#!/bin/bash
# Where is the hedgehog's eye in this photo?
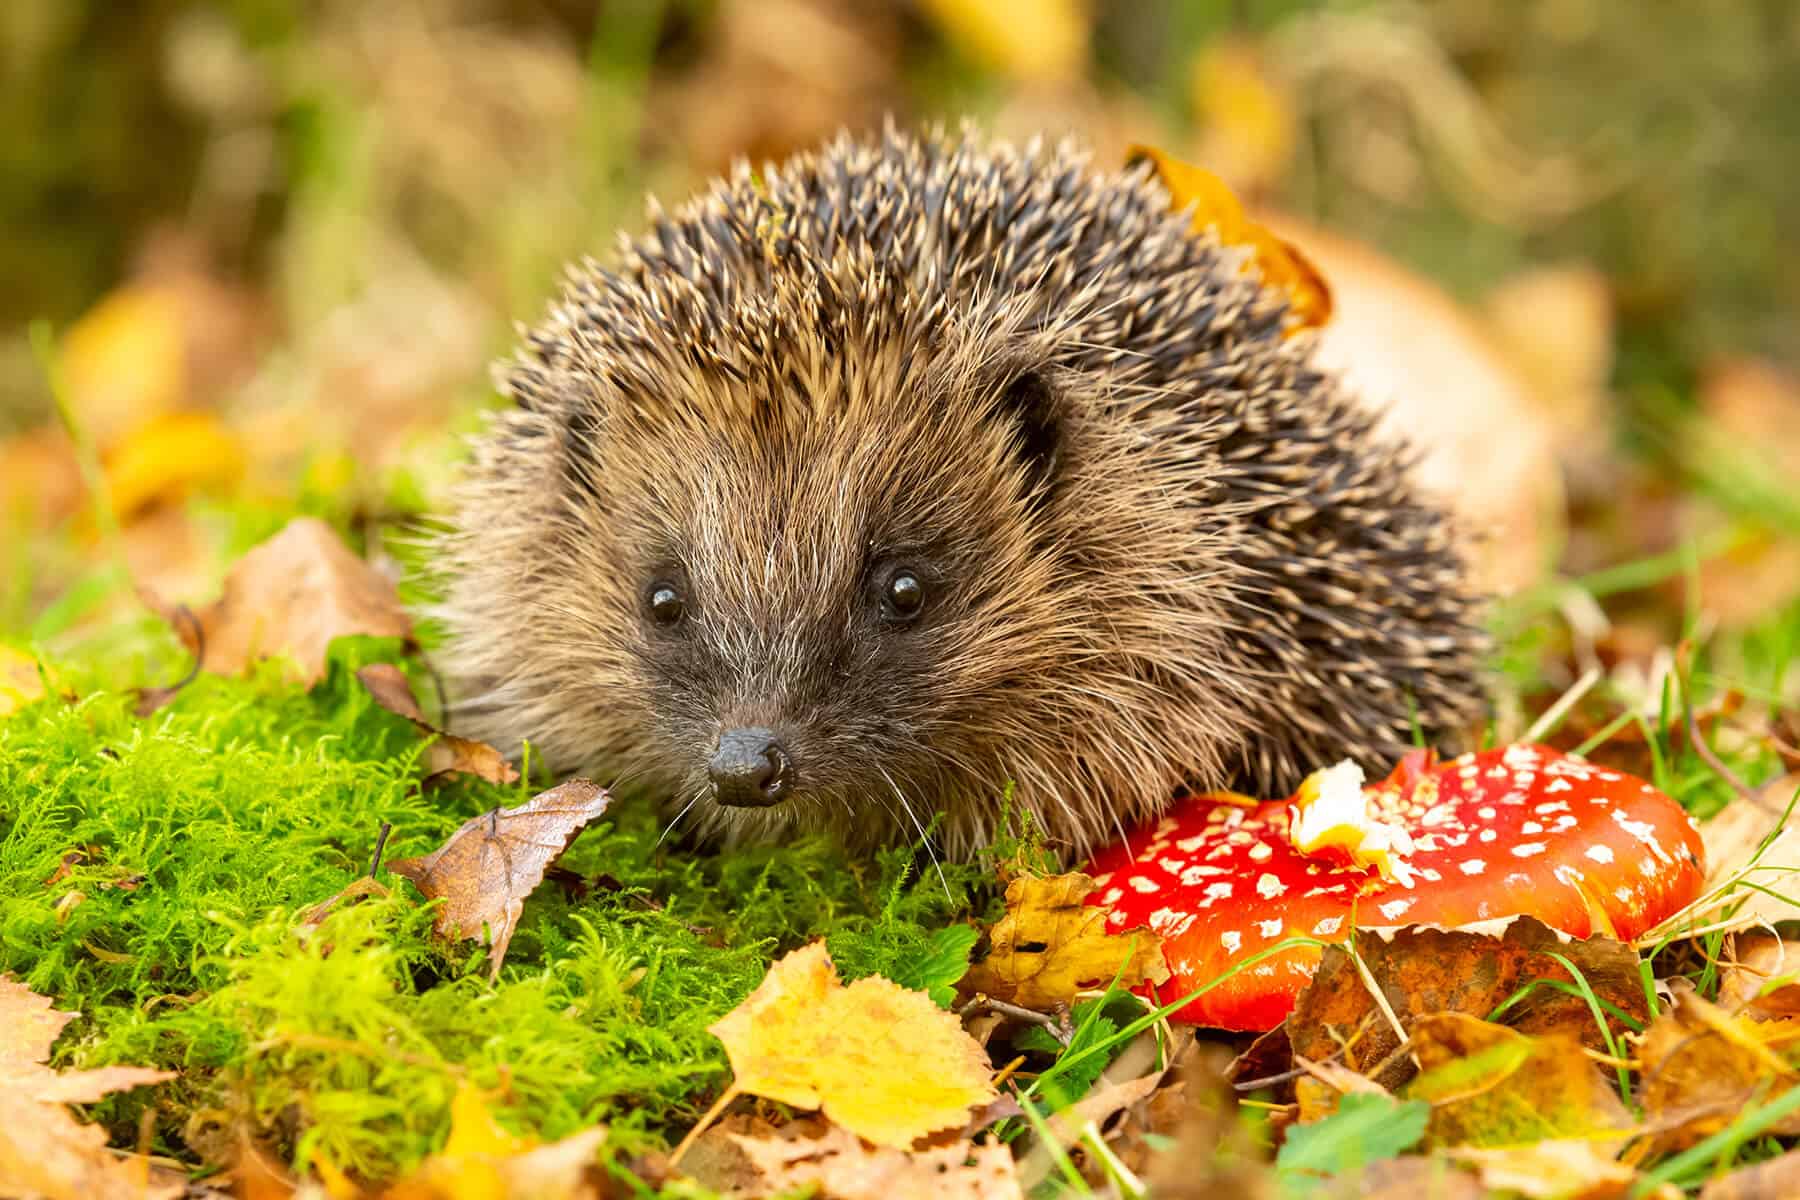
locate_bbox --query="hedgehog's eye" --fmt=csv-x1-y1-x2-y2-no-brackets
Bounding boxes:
881,568,925,622
646,582,687,627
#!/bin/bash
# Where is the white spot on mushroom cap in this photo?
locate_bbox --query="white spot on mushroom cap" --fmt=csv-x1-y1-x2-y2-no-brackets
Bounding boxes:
1477,806,1497,820
1512,842,1547,858
1204,881,1234,901
1258,918,1283,938
1521,821,1544,835
1535,800,1572,815
1615,886,1634,904
1129,876,1160,894
1248,842,1274,863
1585,845,1614,864
1256,873,1286,899
1546,778,1574,794
1420,868,1442,882
1378,898,1414,921
1108,910,1126,927
1149,907,1196,938
1479,829,1498,843
1158,857,1185,875
1103,887,1124,904
1313,916,1344,935
1180,864,1226,886
1461,859,1487,876
1222,930,1242,953
1176,834,1207,852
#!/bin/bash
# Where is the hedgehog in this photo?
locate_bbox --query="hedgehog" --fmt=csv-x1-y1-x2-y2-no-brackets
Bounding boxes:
432,125,1489,860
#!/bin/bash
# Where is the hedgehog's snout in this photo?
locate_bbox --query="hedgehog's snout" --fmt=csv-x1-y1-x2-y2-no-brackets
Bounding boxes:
708,726,796,808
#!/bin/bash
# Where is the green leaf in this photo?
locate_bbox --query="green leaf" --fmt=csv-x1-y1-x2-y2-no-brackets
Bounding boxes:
888,923,979,1007
1276,1093,1429,1191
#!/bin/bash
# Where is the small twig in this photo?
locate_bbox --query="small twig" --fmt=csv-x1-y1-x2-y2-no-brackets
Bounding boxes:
667,1082,741,1169
368,822,393,877
1688,691,1764,810
958,996,1065,1037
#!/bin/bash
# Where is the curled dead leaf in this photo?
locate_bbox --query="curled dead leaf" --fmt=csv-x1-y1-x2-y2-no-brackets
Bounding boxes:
357,664,518,785
704,942,997,1150
388,780,610,982
138,516,413,700
381,1083,608,1200
960,873,1167,1012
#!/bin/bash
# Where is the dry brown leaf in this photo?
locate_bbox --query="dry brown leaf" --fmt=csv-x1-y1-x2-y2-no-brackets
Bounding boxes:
1483,264,1615,449
1450,1140,1638,1199
1269,216,1563,594
1406,1012,1631,1151
1649,773,1800,941
706,942,997,1149
1719,935,1800,1016
688,1115,1020,1200
0,427,84,529
1635,980,1800,1152
140,516,413,696
1698,1147,1800,1200
357,664,519,785
960,873,1167,1011
388,780,610,982
1133,145,1331,330
0,976,180,1200
1287,919,1646,1089
58,285,187,454
381,1083,607,1200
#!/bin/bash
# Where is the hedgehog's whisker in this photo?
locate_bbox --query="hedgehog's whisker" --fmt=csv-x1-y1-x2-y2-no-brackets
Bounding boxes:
657,784,707,848
881,764,949,898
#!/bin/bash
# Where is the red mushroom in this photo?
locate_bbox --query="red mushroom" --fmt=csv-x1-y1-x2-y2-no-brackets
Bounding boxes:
1084,744,1706,1031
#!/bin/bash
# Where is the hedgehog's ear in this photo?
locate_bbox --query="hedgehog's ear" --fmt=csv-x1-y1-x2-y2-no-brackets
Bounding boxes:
994,368,1062,511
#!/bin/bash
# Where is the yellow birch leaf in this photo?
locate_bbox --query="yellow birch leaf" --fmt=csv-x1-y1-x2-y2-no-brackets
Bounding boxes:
960,873,1167,1011
709,942,997,1148
917,0,1087,83
383,1084,608,1200
102,409,244,519
1129,143,1332,331
59,285,186,453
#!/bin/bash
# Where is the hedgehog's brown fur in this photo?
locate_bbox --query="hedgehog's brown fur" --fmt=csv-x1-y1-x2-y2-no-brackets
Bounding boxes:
433,125,1488,859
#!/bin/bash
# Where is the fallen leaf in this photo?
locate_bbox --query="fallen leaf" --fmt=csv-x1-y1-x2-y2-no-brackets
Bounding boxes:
1635,980,1800,1152
382,1083,608,1200
0,976,179,1200
1132,145,1331,330
706,942,997,1149
1286,919,1646,1089
1482,264,1615,450
1698,1146,1800,1200
1450,1139,1637,1199
358,664,519,785
1719,935,1800,1016
388,780,610,981
102,408,244,519
1405,1012,1631,1151
0,427,84,529
1262,214,1563,594
916,0,1086,83
0,646,46,717
140,516,414,693
1650,773,1800,941
960,873,1167,1011
687,1115,1020,1200
304,876,391,927
58,285,187,454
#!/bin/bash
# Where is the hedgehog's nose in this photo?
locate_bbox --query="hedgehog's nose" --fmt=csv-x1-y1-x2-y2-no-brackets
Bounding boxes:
709,727,794,808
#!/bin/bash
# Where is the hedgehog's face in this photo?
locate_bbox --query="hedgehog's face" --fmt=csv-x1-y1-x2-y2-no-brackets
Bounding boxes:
571,358,1078,847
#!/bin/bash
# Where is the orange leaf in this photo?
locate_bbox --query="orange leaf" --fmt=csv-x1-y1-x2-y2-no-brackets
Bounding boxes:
1128,143,1332,331
708,942,997,1148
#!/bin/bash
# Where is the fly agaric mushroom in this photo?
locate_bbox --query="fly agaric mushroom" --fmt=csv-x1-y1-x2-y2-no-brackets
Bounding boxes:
1085,744,1705,1031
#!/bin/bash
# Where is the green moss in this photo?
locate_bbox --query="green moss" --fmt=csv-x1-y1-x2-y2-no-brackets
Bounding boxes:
0,634,989,1179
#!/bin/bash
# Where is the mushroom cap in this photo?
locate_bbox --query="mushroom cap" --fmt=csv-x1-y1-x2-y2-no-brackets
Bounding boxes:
1084,744,1706,1031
